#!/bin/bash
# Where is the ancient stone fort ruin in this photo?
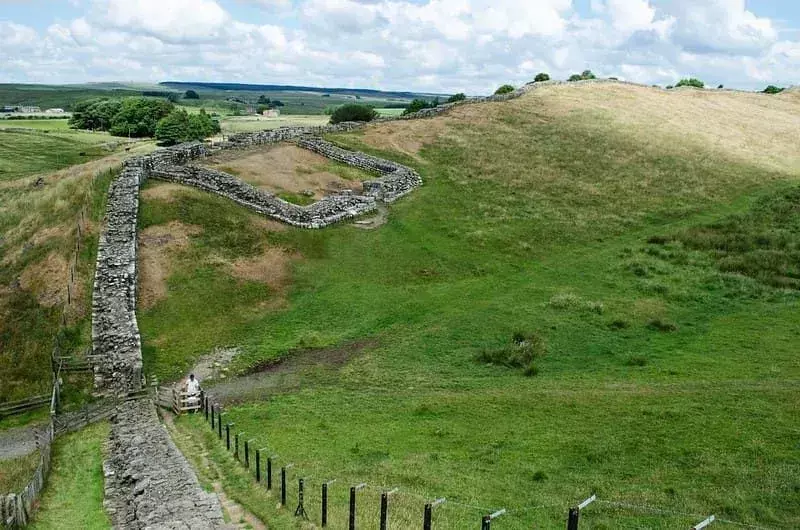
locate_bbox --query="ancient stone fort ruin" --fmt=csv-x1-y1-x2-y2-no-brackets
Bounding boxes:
90,78,644,528
92,121,423,527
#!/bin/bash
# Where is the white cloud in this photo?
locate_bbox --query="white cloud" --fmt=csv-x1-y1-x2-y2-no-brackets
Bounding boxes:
659,0,778,55
0,0,797,93
97,0,231,43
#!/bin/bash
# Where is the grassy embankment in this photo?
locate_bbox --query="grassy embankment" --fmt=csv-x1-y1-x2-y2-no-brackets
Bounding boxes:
0,127,144,403
140,84,798,528
28,421,110,529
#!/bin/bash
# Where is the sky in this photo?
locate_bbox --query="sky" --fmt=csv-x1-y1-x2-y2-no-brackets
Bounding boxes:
0,0,798,94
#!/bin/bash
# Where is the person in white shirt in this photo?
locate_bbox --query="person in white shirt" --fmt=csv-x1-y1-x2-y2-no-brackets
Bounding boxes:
186,373,200,396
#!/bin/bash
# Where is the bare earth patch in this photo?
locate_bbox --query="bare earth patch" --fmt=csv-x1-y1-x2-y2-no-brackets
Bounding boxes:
206,339,379,403
140,182,188,203
138,221,203,309
362,116,452,159
202,144,363,200
19,252,69,307
229,247,295,290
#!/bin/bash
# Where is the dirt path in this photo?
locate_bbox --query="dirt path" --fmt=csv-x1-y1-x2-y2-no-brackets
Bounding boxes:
162,410,267,530
352,204,389,230
204,339,378,404
0,423,44,461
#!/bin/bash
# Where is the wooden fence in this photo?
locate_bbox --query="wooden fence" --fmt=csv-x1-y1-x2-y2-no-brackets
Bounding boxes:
156,386,201,415
0,397,49,420
1,422,53,528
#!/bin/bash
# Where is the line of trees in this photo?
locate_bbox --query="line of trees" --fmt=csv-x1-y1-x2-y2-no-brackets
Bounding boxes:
69,97,219,143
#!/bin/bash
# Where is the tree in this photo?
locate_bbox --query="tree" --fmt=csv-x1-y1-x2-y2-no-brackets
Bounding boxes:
184,90,200,100
763,85,785,94
534,73,550,83
494,84,515,95
329,104,378,124
155,108,219,145
108,98,174,137
675,78,705,88
447,93,467,103
717,84,724,89
569,71,596,82
402,98,435,115
155,108,190,145
270,100,285,107
69,98,122,131
257,95,270,105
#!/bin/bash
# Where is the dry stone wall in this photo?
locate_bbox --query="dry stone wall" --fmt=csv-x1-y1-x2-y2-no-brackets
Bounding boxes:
150,164,377,228
296,138,422,202
91,128,423,528
103,400,226,530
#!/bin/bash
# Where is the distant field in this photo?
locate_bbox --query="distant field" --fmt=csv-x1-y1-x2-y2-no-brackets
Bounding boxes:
375,107,405,117
0,119,71,131
219,114,330,134
0,129,111,181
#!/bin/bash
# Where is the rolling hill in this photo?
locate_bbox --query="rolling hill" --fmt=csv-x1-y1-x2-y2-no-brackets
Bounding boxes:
133,82,800,528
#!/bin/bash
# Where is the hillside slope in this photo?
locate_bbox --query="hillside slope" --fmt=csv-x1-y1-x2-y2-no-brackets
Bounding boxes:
142,82,800,529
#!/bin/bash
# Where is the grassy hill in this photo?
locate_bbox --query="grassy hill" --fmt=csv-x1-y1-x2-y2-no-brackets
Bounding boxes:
5,81,797,527
140,85,800,528
0,129,154,403
138,82,800,528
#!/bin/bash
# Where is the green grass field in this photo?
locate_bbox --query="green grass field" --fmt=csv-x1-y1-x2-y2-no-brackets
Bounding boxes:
136,84,800,528
0,119,71,131
0,129,112,182
375,107,405,117
0,451,41,495
30,422,110,529
218,115,330,134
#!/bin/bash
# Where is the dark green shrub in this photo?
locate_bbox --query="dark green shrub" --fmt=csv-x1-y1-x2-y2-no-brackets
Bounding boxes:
108,97,174,137
568,74,583,82
477,332,546,375
581,70,597,80
184,90,200,99
329,104,378,124
447,93,467,103
402,98,437,115
666,85,674,90
647,319,678,332
763,85,785,94
155,108,219,145
532,471,547,482
717,85,724,89
534,73,550,83
494,84,515,95
625,355,648,367
608,319,630,331
523,363,539,377
675,78,705,89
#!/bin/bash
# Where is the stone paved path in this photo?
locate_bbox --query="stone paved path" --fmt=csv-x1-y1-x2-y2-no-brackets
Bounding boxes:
0,424,42,461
